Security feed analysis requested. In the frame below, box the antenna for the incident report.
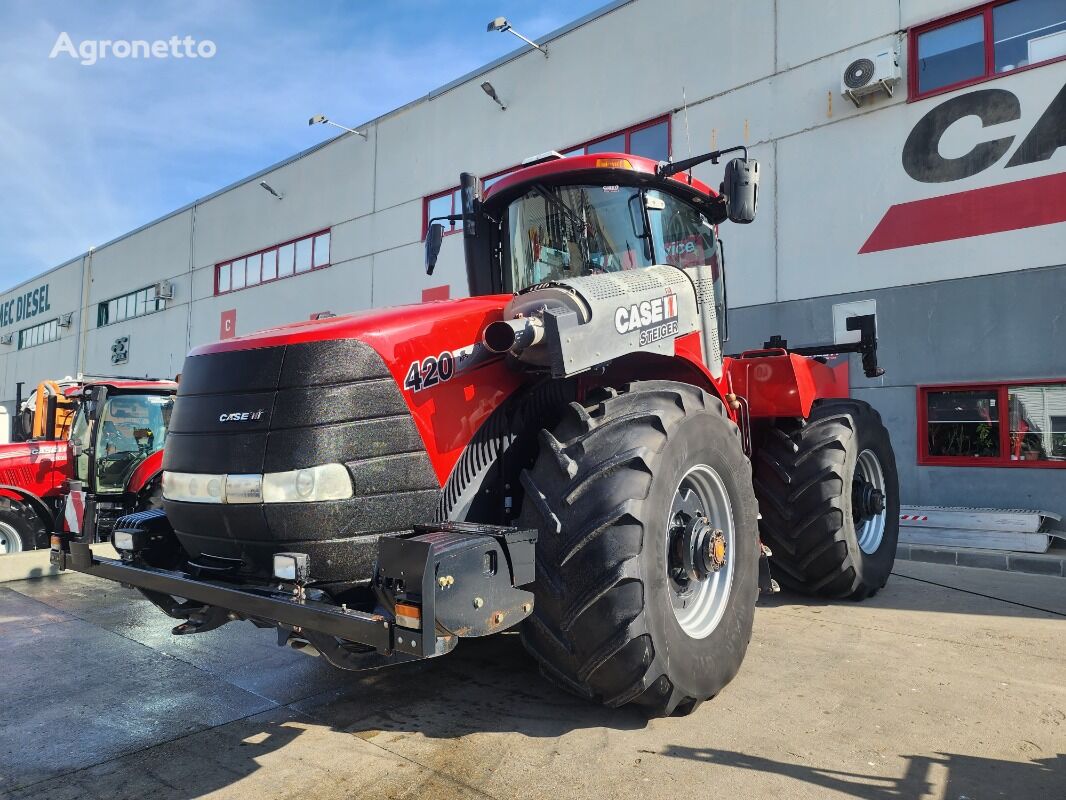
[682,86,693,180]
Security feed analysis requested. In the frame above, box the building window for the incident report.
[215,229,331,295]
[423,115,671,238]
[97,286,165,327]
[910,0,1066,99]
[18,318,59,349]
[919,381,1066,467]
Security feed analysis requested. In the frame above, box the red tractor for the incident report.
[55,149,898,716]
[0,378,176,552]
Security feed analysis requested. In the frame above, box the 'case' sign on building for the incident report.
[0,284,50,328]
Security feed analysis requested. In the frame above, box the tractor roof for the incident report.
[85,379,177,394]
[483,152,716,204]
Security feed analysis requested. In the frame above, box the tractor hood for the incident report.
[186,295,521,483]
[164,296,524,587]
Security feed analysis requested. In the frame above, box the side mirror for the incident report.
[425,223,444,275]
[722,158,759,224]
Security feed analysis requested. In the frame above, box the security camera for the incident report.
[308,114,327,126]
[487,17,509,32]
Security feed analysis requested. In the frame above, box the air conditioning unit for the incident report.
[0,333,12,345]
[58,312,74,328]
[154,280,174,301]
[841,50,900,107]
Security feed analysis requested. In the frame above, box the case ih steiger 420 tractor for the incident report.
[0,378,175,553]
[54,148,898,716]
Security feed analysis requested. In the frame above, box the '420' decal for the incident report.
[403,350,456,393]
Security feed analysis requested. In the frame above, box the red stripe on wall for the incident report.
[859,171,1066,254]
[421,285,450,303]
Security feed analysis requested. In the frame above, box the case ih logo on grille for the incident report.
[615,294,679,346]
[218,409,265,422]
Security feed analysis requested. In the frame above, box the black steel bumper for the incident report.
[52,521,536,661]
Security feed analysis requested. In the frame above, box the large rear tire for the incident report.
[753,398,899,600]
[518,381,759,717]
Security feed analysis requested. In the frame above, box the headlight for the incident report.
[262,464,353,503]
[163,471,226,503]
[163,465,353,504]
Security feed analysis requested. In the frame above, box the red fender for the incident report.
[127,450,164,495]
[0,483,56,529]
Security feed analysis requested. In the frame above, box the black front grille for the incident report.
[163,338,440,588]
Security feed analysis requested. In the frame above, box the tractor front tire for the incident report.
[754,399,899,600]
[0,501,47,553]
[518,381,759,717]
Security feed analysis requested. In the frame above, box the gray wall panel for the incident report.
[729,264,1066,387]
[732,270,1066,520]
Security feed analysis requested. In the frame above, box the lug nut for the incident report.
[493,612,504,624]
[473,597,484,609]
[522,602,532,613]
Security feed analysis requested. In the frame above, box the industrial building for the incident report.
[1,0,1063,518]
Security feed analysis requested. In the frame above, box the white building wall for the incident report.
[0,0,1062,408]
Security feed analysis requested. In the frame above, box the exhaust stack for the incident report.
[483,317,544,354]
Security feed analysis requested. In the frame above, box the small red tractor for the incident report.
[55,148,898,716]
[0,378,176,552]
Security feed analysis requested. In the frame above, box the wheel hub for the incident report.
[666,467,736,640]
[670,511,728,585]
[853,449,889,555]
[852,477,886,522]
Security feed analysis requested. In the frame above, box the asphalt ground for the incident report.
[1,560,1063,799]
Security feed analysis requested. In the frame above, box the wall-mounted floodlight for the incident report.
[258,181,283,200]
[487,16,548,57]
[481,82,506,111]
[308,113,368,140]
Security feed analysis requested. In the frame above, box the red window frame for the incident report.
[422,115,672,238]
[917,378,1066,468]
[214,228,331,296]
[909,0,1066,102]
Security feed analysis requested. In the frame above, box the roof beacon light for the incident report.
[521,150,564,165]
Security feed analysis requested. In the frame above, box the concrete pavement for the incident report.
[0,561,1063,799]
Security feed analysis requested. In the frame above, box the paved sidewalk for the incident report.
[897,542,1066,577]
[1,560,1063,799]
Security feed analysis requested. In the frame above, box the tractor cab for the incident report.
[70,381,175,496]
[425,150,759,346]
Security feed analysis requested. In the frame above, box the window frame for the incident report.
[214,228,331,296]
[97,285,165,328]
[422,115,672,239]
[17,318,60,350]
[917,378,1066,468]
[909,0,1066,102]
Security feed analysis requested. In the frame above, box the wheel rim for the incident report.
[854,449,887,554]
[0,521,23,555]
[665,464,735,640]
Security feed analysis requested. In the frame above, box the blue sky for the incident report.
[0,0,608,289]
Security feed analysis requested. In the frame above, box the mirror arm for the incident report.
[657,146,748,179]
[428,214,463,226]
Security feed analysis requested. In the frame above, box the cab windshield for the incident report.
[94,393,173,493]
[506,184,719,291]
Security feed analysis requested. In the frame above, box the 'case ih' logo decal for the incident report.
[615,293,679,346]
[862,82,1066,253]
[219,410,265,422]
